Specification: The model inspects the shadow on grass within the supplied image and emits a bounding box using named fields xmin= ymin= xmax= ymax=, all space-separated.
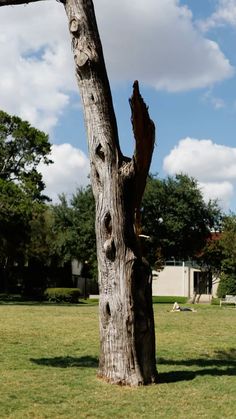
xmin=158 ymin=348 xmax=236 ymax=368
xmin=30 ymin=349 xmax=236 ymax=385
xmin=158 ymin=367 xmax=236 ymax=383
xmin=157 ymin=348 xmax=236 ymax=383
xmin=0 ymin=301 xmax=45 ymax=306
xmin=0 ymin=300 xmax=98 ymax=307
xmin=30 ymin=355 xmax=99 ymax=368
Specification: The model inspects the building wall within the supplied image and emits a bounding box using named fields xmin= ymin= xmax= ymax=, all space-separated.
xmin=152 ymin=264 xmax=218 ymax=300
xmin=152 ymin=264 xmax=191 ymax=297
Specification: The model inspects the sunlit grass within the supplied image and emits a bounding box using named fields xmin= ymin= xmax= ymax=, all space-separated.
xmin=0 ymin=302 xmax=235 ymax=418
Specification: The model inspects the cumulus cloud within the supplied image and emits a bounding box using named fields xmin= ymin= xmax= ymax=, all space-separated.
xmin=199 ymin=0 xmax=236 ymax=32
xmin=198 ymin=182 xmax=234 ymax=210
xmin=163 ymin=138 xmax=236 ymax=209
xmin=96 ymin=0 xmax=234 ymax=91
xmin=39 ymin=144 xmax=90 ymax=202
xmin=0 ymin=0 xmax=233 ymax=134
xmin=0 ymin=2 xmax=76 ymax=132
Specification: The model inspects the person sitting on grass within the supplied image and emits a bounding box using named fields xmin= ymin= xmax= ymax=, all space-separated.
xmin=171 ymin=302 xmax=197 ymax=312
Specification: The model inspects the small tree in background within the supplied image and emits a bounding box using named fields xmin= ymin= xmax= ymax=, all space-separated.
xmin=0 ymin=110 xmax=52 ymax=200
xmin=0 ymin=110 xmax=52 ymax=292
xmin=142 ymin=174 xmax=221 ymax=266
xmin=217 ymin=215 xmax=236 ymax=297
xmin=51 ymin=188 xmax=97 ymax=279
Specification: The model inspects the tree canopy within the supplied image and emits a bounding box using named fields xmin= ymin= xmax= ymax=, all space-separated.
xmin=51 ymin=187 xmax=96 ymax=279
xmin=0 ymin=110 xmax=52 ymax=200
xmin=141 ymin=174 xmax=222 ymax=267
xmin=0 ymin=110 xmax=52 ymax=291
xmin=46 ymin=175 xmax=222 ymax=275
xmin=216 ymin=215 xmax=236 ymax=297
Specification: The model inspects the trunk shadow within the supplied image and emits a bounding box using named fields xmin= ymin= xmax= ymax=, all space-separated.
xmin=158 ymin=367 xmax=236 ymax=384
xmin=157 ymin=349 xmax=236 ymax=384
xmin=30 ymin=355 xmax=99 ymax=368
xmin=158 ymin=348 xmax=236 ymax=368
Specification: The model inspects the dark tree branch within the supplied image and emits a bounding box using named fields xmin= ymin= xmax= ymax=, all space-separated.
xmin=0 ymin=0 xmax=44 ymax=6
xmin=129 ymin=80 xmax=155 ymax=231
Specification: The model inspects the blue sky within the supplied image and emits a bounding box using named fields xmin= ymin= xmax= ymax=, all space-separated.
xmin=0 ymin=0 xmax=236 ymax=209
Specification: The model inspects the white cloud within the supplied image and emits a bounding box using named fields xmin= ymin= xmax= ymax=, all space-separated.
xmin=198 ymin=182 xmax=234 ymax=210
xmin=163 ymin=138 xmax=236 ymax=209
xmin=202 ymin=90 xmax=225 ymax=110
xmin=0 ymin=2 xmax=76 ymax=132
xmin=39 ymin=144 xmax=90 ymax=202
xmin=96 ymin=0 xmax=234 ymax=91
xmin=0 ymin=0 xmax=233 ymax=134
xmin=199 ymin=0 xmax=236 ymax=31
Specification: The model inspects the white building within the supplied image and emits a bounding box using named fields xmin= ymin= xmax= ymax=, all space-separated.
xmin=152 ymin=261 xmax=219 ymax=302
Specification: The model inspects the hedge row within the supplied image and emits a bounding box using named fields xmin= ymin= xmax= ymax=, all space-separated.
xmin=44 ymin=288 xmax=81 ymax=303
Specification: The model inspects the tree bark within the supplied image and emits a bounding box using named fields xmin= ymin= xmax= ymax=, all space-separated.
xmin=63 ymin=0 xmax=157 ymax=385
xmin=0 ymin=0 xmax=158 ymax=386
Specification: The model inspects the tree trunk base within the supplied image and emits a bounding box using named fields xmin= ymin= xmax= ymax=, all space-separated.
xmin=97 ymin=371 xmax=158 ymax=387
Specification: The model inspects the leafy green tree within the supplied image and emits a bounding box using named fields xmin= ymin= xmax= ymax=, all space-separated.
xmin=50 ymin=194 xmax=76 ymax=265
xmin=70 ymin=186 xmax=96 ymax=276
xmin=26 ymin=205 xmax=55 ymax=265
xmin=141 ymin=174 xmax=222 ymax=267
xmin=50 ymin=176 xmax=222 ymax=278
xmin=51 ymin=187 xmax=97 ymax=279
xmin=0 ymin=179 xmax=36 ymax=291
xmin=197 ymin=234 xmax=223 ymax=278
xmin=217 ymin=273 xmax=236 ymax=298
xmin=0 ymin=110 xmax=52 ymax=291
xmin=220 ymin=216 xmax=236 ymax=270
xmin=217 ymin=215 xmax=236 ymax=297
xmin=0 ymin=180 xmax=31 ymax=262
xmin=0 ymin=110 xmax=52 ymax=200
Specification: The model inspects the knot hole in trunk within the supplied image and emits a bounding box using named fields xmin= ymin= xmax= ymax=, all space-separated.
xmin=103 ymin=238 xmax=116 ymax=261
xmin=103 ymin=212 xmax=116 ymax=261
xmin=106 ymin=302 xmax=111 ymax=317
xmin=95 ymin=143 xmax=105 ymax=161
xmin=103 ymin=301 xmax=111 ymax=327
xmin=104 ymin=212 xmax=112 ymax=236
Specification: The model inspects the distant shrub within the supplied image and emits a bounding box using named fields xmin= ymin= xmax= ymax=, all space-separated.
xmin=211 ymin=297 xmax=220 ymax=305
xmin=217 ymin=274 xmax=236 ymax=298
xmin=44 ymin=288 xmax=81 ymax=303
xmin=152 ymin=296 xmax=188 ymax=304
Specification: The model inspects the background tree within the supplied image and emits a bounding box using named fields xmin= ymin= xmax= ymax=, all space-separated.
xmin=217 ymin=215 xmax=236 ymax=297
xmin=51 ymin=187 xmax=96 ymax=277
xmin=142 ymin=174 xmax=221 ymax=267
xmin=0 ymin=110 xmax=52 ymax=292
xmin=70 ymin=187 xmax=96 ymax=278
xmin=27 ymin=205 xmax=55 ymax=265
xmin=50 ymin=195 xmax=76 ymax=266
xmin=0 ymin=179 xmax=32 ymax=291
xmin=0 ymin=110 xmax=52 ymax=200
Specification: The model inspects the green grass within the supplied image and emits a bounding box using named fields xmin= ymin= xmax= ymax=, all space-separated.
xmin=0 ymin=302 xmax=235 ymax=418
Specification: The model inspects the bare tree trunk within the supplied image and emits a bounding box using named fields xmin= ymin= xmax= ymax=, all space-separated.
xmin=0 ymin=0 xmax=158 ymax=386
xmin=64 ymin=0 xmax=157 ymax=385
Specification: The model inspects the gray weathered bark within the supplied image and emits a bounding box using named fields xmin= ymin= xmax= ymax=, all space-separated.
xmin=0 ymin=0 xmax=158 ymax=386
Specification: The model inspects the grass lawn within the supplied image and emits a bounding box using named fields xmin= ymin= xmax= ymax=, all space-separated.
xmin=0 ymin=301 xmax=235 ymax=418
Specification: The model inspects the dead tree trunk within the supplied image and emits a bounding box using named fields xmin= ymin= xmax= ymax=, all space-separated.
xmin=0 ymin=0 xmax=158 ymax=386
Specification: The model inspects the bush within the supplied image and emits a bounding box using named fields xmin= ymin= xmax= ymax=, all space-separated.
xmin=217 ymin=274 xmax=236 ymax=298
xmin=152 ymin=296 xmax=188 ymax=304
xmin=44 ymin=288 xmax=81 ymax=303
xmin=211 ymin=297 xmax=220 ymax=305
